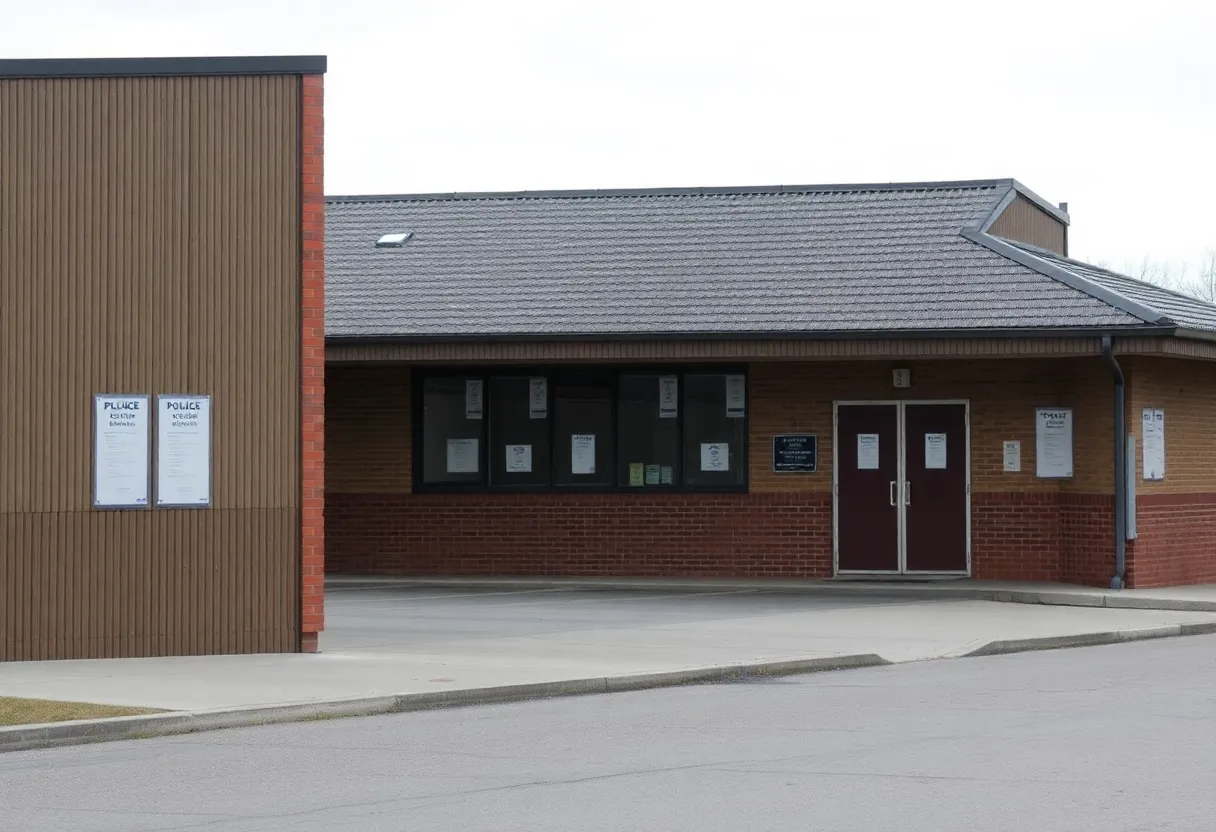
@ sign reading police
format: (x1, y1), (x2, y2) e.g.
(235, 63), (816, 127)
(157, 395), (212, 507)
(94, 394), (150, 508)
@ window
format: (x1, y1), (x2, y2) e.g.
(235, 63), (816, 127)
(617, 374), (679, 488)
(489, 377), (551, 487)
(414, 366), (747, 492)
(683, 373), (747, 487)
(420, 376), (484, 485)
(553, 374), (613, 487)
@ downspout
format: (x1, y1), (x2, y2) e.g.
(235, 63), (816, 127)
(1101, 336), (1127, 589)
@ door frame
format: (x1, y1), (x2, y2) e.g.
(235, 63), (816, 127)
(832, 399), (971, 577)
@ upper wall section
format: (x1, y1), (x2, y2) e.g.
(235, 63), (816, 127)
(0, 72), (302, 513)
(988, 194), (1067, 255)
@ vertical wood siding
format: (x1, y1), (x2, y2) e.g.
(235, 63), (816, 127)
(1, 75), (301, 660)
(988, 195), (1067, 255)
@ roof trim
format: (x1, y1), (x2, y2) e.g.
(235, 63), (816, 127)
(0, 55), (327, 79)
(325, 323), (1174, 346)
(962, 229), (1171, 326)
(1008, 179), (1071, 225)
(972, 180), (1070, 233)
(325, 178), (1014, 204)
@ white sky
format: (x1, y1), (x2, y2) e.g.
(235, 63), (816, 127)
(4, 0), (1214, 272)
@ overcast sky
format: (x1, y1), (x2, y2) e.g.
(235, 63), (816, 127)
(4, 0), (1214, 273)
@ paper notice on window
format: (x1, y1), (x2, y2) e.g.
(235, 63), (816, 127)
(571, 434), (596, 475)
(156, 395), (211, 507)
(659, 376), (678, 419)
(924, 433), (947, 470)
(725, 375), (746, 418)
(1003, 440), (1022, 473)
(660, 465), (674, 485)
(446, 438), (479, 473)
(506, 444), (533, 473)
(857, 433), (879, 470)
(1035, 409), (1073, 478)
(700, 442), (729, 472)
(629, 463), (644, 487)
(465, 380), (483, 420)
(529, 378), (547, 419)
(94, 394), (150, 508)
(1142, 408), (1165, 480)
(645, 464), (661, 485)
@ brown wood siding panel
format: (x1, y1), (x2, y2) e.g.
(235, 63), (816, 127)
(988, 195), (1067, 255)
(326, 337), (1105, 363)
(0, 76), (301, 660)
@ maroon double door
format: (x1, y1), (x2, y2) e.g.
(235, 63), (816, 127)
(836, 402), (968, 574)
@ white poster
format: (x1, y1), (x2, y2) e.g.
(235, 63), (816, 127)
(571, 434), (596, 475)
(659, 376), (678, 419)
(660, 465), (674, 485)
(924, 433), (947, 470)
(1142, 407), (1165, 480)
(725, 375), (746, 418)
(94, 394), (150, 508)
(446, 438), (479, 473)
(465, 380), (483, 420)
(1003, 440), (1022, 473)
(506, 443), (533, 472)
(529, 378), (547, 419)
(857, 433), (879, 470)
(156, 395), (211, 507)
(700, 442), (729, 472)
(1035, 408), (1073, 478)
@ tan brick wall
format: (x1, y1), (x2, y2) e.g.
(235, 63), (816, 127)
(326, 365), (412, 493)
(1126, 356), (1216, 494)
(327, 359), (1118, 498)
(748, 358), (1114, 494)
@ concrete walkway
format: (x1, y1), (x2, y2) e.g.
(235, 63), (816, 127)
(327, 574), (1216, 611)
(4, 582), (1216, 751)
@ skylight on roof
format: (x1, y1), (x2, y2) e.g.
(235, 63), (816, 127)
(375, 232), (413, 248)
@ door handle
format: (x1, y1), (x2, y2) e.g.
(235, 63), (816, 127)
(889, 481), (897, 506)
(904, 481), (911, 506)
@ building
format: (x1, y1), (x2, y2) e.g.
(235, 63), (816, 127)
(0, 56), (326, 661)
(324, 180), (1216, 589)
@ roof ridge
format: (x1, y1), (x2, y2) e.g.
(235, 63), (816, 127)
(963, 230), (1172, 326)
(325, 178), (1014, 204)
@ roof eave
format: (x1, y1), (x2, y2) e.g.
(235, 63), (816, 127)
(324, 325), (1174, 346)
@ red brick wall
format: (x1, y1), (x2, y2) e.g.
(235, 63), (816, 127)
(1128, 494), (1216, 587)
(1060, 494), (1115, 586)
(300, 73), (325, 652)
(327, 493), (834, 578)
(971, 493), (1061, 582)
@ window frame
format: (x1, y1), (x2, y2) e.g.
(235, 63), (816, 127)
(411, 364), (748, 494)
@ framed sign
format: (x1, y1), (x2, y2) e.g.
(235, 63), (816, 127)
(94, 394), (151, 509)
(772, 434), (817, 473)
(156, 395), (212, 508)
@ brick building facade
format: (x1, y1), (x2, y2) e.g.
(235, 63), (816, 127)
(322, 180), (1216, 589)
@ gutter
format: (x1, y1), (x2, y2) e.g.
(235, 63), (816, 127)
(1101, 336), (1128, 589)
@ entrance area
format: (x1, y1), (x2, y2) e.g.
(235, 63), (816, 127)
(834, 401), (970, 575)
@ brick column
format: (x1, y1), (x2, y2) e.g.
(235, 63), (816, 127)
(300, 73), (325, 651)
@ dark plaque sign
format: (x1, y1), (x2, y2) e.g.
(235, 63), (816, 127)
(772, 434), (817, 473)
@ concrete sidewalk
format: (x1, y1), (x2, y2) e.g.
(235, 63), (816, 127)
(325, 574), (1216, 611)
(4, 584), (1216, 752)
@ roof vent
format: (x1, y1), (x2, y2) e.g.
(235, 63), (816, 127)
(375, 232), (413, 248)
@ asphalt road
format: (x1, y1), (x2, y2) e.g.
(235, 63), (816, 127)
(4, 635), (1215, 831)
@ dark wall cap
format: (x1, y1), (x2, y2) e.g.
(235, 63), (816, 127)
(0, 55), (327, 79)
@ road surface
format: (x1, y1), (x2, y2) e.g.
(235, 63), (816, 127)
(3, 635), (1215, 831)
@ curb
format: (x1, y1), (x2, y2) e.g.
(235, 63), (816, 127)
(0, 653), (888, 754)
(964, 620), (1216, 657)
(6, 622), (1215, 754)
(325, 576), (1216, 612)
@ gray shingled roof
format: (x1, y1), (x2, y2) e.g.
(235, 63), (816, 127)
(324, 180), (1193, 340)
(1004, 244), (1216, 335)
